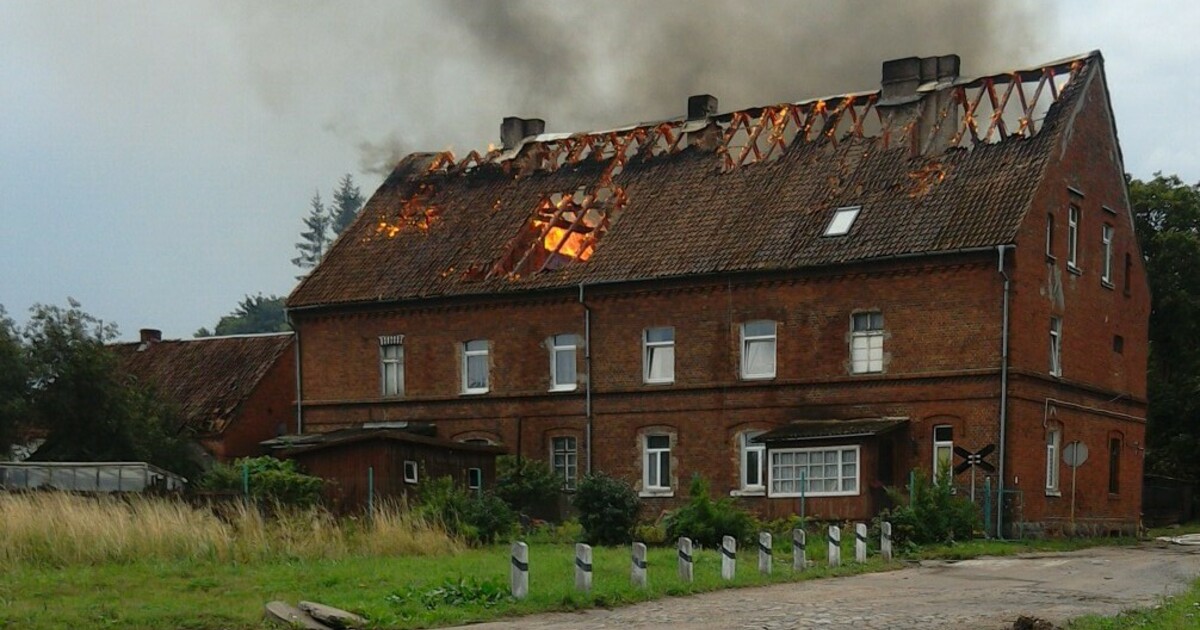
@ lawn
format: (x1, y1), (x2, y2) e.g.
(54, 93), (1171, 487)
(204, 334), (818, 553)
(1068, 576), (1200, 630)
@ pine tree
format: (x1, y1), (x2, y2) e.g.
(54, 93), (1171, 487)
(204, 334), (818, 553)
(292, 191), (331, 278)
(330, 173), (365, 237)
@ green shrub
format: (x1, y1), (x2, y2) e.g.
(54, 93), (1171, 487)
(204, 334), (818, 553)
(758, 514), (809, 544)
(387, 576), (513, 610)
(633, 522), (667, 545)
(197, 456), (324, 507)
(663, 475), (756, 548)
(525, 519), (583, 544)
(415, 476), (517, 545)
(878, 469), (980, 548)
(494, 455), (562, 517)
(573, 472), (640, 546)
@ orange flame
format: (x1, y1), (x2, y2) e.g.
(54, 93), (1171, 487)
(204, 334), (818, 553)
(533, 220), (592, 261)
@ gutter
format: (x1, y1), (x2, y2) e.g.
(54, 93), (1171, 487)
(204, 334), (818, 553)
(996, 244), (1012, 538)
(579, 283), (593, 475)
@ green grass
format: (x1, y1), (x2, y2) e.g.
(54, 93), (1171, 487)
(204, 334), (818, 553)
(1068, 576), (1200, 629)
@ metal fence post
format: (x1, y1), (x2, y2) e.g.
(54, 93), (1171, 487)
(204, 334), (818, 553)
(510, 542), (529, 599)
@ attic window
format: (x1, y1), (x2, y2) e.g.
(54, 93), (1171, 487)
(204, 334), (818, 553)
(824, 206), (861, 237)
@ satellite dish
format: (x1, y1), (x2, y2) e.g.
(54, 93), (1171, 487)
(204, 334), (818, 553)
(1063, 441), (1089, 468)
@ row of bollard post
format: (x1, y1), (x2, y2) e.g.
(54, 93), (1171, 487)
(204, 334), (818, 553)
(509, 522), (893, 599)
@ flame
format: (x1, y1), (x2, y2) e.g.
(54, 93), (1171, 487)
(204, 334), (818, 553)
(533, 220), (592, 261)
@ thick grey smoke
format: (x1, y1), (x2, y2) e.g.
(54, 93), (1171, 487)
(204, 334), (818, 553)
(221, 0), (1053, 175)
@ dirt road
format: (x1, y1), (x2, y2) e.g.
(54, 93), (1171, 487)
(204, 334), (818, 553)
(451, 542), (1200, 629)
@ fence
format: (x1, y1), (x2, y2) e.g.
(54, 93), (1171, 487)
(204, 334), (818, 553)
(0, 462), (186, 493)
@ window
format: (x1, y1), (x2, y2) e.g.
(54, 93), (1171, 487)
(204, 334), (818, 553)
(551, 436), (578, 490)
(462, 339), (489, 394)
(403, 460), (419, 484)
(467, 467), (483, 492)
(643, 434), (671, 492)
(1045, 213), (1055, 258)
(1113, 335), (1124, 354)
(643, 327), (675, 384)
(380, 335), (404, 397)
(1049, 317), (1062, 377)
(933, 425), (953, 482)
(824, 205), (861, 236)
(549, 334), (578, 391)
(1067, 204), (1080, 269)
(740, 320), (776, 380)
(739, 431), (766, 492)
(1045, 427), (1061, 494)
(851, 312), (884, 374)
(768, 446), (859, 497)
(1108, 438), (1121, 494)
(1101, 224), (1114, 285)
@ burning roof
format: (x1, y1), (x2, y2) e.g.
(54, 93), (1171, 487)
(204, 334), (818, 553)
(289, 52), (1103, 309)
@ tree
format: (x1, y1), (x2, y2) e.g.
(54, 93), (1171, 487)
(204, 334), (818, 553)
(292, 190), (331, 278)
(330, 173), (365, 237)
(1129, 173), (1200, 481)
(194, 294), (289, 338)
(0, 306), (26, 458)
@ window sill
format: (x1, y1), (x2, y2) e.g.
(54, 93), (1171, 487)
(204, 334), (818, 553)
(639, 489), (674, 498)
(1045, 490), (1061, 497)
(460, 390), (489, 396)
(1067, 265), (1082, 276)
(740, 374), (776, 382)
(730, 488), (766, 498)
(548, 386), (578, 393)
(643, 379), (675, 386)
(1101, 280), (1114, 290)
(1045, 254), (1056, 263)
(767, 490), (860, 498)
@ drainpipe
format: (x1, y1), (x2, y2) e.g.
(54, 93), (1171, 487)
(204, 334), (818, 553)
(579, 283), (593, 475)
(996, 244), (1012, 538)
(283, 308), (304, 435)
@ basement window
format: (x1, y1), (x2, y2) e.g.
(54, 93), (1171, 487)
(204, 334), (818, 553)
(824, 206), (861, 237)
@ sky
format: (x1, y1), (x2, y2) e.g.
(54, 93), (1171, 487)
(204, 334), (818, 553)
(2, 0), (1197, 341)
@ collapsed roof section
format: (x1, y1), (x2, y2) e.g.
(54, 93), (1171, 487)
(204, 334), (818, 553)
(289, 52), (1101, 310)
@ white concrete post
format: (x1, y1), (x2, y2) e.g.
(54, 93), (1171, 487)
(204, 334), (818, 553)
(677, 537), (694, 583)
(792, 528), (807, 571)
(631, 542), (648, 588)
(881, 521), (893, 561)
(828, 525), (841, 567)
(855, 522), (868, 563)
(758, 532), (772, 575)
(510, 542), (529, 599)
(575, 543), (593, 593)
(721, 535), (737, 581)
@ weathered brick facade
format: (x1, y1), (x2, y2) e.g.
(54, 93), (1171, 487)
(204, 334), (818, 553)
(288, 52), (1147, 534)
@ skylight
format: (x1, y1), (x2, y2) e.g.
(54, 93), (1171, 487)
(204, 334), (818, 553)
(824, 206), (861, 237)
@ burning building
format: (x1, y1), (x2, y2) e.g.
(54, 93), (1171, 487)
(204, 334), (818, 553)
(286, 51), (1148, 536)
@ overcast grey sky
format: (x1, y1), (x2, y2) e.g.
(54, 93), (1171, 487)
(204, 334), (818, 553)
(2, 1), (1197, 340)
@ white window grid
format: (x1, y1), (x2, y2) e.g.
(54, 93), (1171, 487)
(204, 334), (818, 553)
(462, 339), (489, 394)
(643, 327), (675, 384)
(551, 436), (577, 490)
(403, 460), (418, 484)
(933, 425), (953, 483)
(1050, 317), (1062, 377)
(740, 320), (777, 380)
(851, 312), (884, 374)
(768, 445), (859, 497)
(1045, 428), (1061, 494)
(740, 431), (766, 491)
(1101, 224), (1114, 285)
(1067, 205), (1080, 269)
(380, 341), (404, 397)
(549, 334), (578, 391)
(644, 434), (671, 491)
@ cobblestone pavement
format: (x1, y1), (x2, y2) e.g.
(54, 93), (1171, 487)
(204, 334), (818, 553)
(449, 543), (1200, 629)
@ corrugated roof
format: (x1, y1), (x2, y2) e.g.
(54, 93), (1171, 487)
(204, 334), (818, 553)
(290, 53), (1097, 309)
(111, 333), (294, 436)
(756, 418), (908, 443)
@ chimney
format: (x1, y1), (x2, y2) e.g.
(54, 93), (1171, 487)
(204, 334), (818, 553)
(878, 54), (961, 155)
(139, 328), (162, 344)
(687, 94), (718, 120)
(500, 117), (547, 151)
(686, 94), (722, 150)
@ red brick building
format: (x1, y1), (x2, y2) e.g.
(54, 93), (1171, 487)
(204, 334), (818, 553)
(286, 51), (1148, 536)
(112, 329), (296, 463)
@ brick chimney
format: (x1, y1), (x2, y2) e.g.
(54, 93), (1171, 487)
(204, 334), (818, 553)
(687, 94), (718, 120)
(686, 94), (722, 150)
(878, 54), (961, 155)
(139, 328), (162, 344)
(500, 117), (547, 150)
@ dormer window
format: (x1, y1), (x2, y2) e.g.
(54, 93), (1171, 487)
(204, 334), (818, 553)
(824, 206), (861, 237)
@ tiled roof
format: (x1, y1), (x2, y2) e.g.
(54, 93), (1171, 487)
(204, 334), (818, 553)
(274, 427), (506, 457)
(290, 53), (1098, 309)
(111, 333), (294, 436)
(755, 418), (908, 443)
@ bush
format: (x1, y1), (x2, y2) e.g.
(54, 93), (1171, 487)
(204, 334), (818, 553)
(415, 476), (517, 545)
(878, 469), (980, 548)
(197, 456), (324, 507)
(663, 475), (756, 548)
(633, 522), (668, 545)
(758, 514), (809, 542)
(494, 455), (562, 517)
(573, 472), (640, 546)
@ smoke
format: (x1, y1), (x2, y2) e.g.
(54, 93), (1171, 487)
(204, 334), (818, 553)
(220, 0), (1054, 176)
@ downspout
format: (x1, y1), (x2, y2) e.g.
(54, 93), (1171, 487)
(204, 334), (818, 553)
(285, 308), (303, 435)
(579, 283), (593, 475)
(996, 244), (1012, 538)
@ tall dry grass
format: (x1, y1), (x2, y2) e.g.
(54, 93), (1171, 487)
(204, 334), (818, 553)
(0, 492), (460, 567)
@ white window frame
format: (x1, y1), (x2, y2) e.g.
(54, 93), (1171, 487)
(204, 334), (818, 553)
(1050, 317), (1062, 377)
(642, 434), (672, 494)
(461, 339), (489, 394)
(1067, 205), (1080, 270)
(932, 425), (953, 483)
(1101, 223), (1114, 286)
(467, 467), (483, 492)
(850, 311), (884, 374)
(738, 431), (766, 494)
(824, 205), (861, 236)
(643, 326), (675, 384)
(403, 460), (419, 484)
(740, 320), (777, 380)
(1045, 213), (1055, 259)
(551, 436), (578, 490)
(380, 335), (404, 397)
(767, 445), (860, 498)
(549, 334), (578, 392)
(1045, 427), (1061, 495)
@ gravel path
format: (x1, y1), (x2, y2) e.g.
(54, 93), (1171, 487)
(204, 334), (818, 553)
(449, 542), (1200, 629)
